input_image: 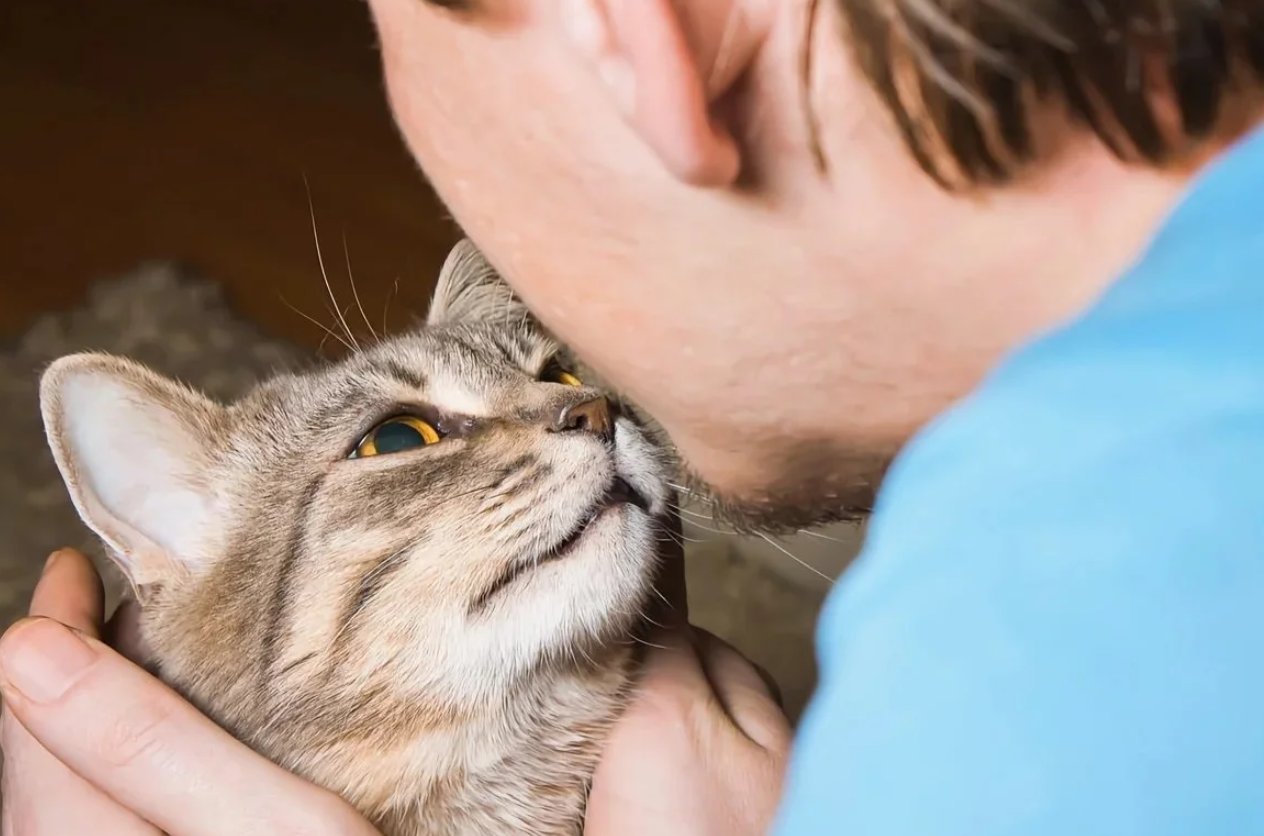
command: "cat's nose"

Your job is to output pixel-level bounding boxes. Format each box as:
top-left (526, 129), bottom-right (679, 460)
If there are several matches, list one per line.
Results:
top-left (553, 396), bottom-right (613, 442)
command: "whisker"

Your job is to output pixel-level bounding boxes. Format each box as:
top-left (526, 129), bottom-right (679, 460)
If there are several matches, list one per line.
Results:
top-left (677, 506), bottom-right (723, 524)
top-left (666, 482), bottom-right (716, 506)
top-left (303, 175), bottom-right (360, 352)
top-left (798, 528), bottom-right (852, 544)
top-left (324, 545), bottom-right (411, 651)
top-left (382, 276), bottom-right (400, 337)
top-left (342, 231), bottom-right (379, 342)
top-left (754, 531), bottom-right (835, 586)
top-left (679, 516), bottom-right (738, 537)
top-left (279, 295), bottom-right (354, 353)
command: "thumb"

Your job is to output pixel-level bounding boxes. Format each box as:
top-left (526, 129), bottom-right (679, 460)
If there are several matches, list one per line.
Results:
top-left (0, 618), bottom-right (378, 836)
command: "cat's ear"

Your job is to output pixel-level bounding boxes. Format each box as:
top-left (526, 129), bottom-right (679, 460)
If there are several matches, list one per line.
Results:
top-left (428, 239), bottom-right (533, 326)
top-left (40, 353), bottom-right (226, 592)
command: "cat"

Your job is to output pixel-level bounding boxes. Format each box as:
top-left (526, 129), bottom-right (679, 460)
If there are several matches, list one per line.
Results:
top-left (39, 240), bottom-right (672, 835)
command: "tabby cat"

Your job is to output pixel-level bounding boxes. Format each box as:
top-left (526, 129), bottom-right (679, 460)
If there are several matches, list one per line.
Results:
top-left (39, 241), bottom-right (671, 835)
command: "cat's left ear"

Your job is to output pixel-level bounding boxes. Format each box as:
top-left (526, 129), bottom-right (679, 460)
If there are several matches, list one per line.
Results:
top-left (40, 353), bottom-right (226, 593)
top-left (427, 239), bottom-right (534, 327)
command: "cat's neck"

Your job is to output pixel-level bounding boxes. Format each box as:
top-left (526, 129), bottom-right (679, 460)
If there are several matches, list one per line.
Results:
top-left (297, 649), bottom-right (637, 836)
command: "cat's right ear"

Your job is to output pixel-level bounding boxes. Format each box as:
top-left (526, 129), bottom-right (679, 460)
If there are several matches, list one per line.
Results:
top-left (427, 239), bottom-right (532, 327)
top-left (40, 354), bottom-right (226, 593)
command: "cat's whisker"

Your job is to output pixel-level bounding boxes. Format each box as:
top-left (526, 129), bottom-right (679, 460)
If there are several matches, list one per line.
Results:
top-left (798, 528), bottom-right (852, 544)
top-left (303, 174), bottom-right (361, 352)
top-left (657, 531), bottom-right (701, 546)
top-left (382, 276), bottom-right (400, 337)
top-left (647, 585), bottom-right (673, 612)
top-left (357, 545), bottom-right (411, 590)
top-left (679, 516), bottom-right (738, 537)
top-left (279, 295), bottom-right (354, 353)
top-left (677, 506), bottom-right (725, 525)
top-left (635, 606), bottom-right (670, 632)
top-left (302, 482), bottom-right (506, 679)
top-left (652, 519), bottom-right (697, 545)
top-left (666, 481), bottom-right (712, 503)
top-left (342, 231), bottom-right (379, 343)
top-left (630, 636), bottom-right (671, 651)
top-left (754, 531), bottom-right (835, 586)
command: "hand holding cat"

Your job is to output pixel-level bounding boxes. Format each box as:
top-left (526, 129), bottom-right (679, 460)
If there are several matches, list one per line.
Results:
top-left (0, 549), bottom-right (381, 836)
top-left (584, 627), bottom-right (792, 836)
top-left (1, 548), bottom-right (790, 836)
top-left (585, 531), bottom-right (792, 836)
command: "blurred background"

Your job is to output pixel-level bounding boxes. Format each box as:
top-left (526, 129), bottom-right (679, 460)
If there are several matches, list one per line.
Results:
top-left (0, 0), bottom-right (860, 719)
top-left (2, 0), bottom-right (457, 338)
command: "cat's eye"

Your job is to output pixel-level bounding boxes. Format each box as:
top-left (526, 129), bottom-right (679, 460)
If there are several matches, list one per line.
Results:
top-left (540, 361), bottom-right (583, 388)
top-left (352, 416), bottom-right (441, 458)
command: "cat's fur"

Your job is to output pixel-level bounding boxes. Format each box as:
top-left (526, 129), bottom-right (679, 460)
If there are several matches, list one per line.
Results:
top-left (39, 241), bottom-right (671, 835)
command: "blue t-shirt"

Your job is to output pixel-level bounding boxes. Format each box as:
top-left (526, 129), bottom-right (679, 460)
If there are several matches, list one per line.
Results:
top-left (778, 128), bottom-right (1264, 836)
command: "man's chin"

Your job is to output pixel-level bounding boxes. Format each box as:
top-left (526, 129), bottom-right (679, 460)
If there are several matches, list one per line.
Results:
top-left (680, 441), bottom-right (892, 535)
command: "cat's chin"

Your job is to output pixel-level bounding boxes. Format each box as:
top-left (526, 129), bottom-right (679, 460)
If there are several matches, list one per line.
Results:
top-left (460, 509), bottom-right (661, 679)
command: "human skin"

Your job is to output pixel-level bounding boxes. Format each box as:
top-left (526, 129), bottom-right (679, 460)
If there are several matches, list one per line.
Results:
top-left (2, 0), bottom-right (1253, 833)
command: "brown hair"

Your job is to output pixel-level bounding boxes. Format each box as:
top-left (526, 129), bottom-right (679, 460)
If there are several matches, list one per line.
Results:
top-left (834, 0), bottom-right (1264, 187)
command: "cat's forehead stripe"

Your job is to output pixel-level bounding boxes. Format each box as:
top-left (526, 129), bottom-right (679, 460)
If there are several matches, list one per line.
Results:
top-left (380, 361), bottom-right (426, 392)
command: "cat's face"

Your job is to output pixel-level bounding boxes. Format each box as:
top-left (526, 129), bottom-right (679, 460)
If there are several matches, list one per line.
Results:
top-left (41, 242), bottom-right (671, 712)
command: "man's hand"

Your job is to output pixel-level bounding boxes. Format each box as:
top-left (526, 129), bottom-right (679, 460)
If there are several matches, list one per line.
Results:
top-left (0, 549), bottom-right (379, 836)
top-left (586, 511), bottom-right (792, 836)
top-left (585, 627), bottom-right (792, 836)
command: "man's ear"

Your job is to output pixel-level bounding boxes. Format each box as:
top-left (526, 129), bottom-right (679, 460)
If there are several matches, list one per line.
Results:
top-left (40, 353), bottom-right (226, 594)
top-left (428, 238), bottom-right (532, 326)
top-left (558, 0), bottom-right (768, 187)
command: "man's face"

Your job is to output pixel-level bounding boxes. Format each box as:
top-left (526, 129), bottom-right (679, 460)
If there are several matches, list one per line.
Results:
top-left (364, 0), bottom-right (1145, 529)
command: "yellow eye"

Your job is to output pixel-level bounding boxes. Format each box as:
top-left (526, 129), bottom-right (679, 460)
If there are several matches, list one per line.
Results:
top-left (352, 416), bottom-right (441, 458)
top-left (541, 362), bottom-right (583, 387)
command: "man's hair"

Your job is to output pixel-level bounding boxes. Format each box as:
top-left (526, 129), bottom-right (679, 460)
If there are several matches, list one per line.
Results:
top-left (835, 0), bottom-right (1264, 187)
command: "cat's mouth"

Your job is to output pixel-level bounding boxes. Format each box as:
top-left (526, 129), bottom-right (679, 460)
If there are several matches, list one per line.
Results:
top-left (542, 477), bottom-right (650, 555)
top-left (470, 477), bottom-right (650, 612)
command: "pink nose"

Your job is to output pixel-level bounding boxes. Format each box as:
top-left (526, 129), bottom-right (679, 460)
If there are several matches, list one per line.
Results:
top-left (553, 396), bottom-right (613, 441)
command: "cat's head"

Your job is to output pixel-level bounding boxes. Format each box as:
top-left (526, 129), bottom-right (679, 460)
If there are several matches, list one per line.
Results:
top-left (39, 241), bottom-right (671, 711)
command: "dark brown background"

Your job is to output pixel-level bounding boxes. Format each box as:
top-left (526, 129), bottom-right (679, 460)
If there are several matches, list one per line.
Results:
top-left (1, 0), bottom-right (458, 345)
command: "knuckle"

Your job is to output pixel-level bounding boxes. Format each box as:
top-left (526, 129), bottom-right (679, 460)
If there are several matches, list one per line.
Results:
top-left (96, 695), bottom-right (176, 769)
top-left (632, 680), bottom-right (696, 728)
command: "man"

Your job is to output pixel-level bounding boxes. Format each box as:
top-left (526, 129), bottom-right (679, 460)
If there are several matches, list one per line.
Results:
top-left (4, 0), bottom-right (1263, 833)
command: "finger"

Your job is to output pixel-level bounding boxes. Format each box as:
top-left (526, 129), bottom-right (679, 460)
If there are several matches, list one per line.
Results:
top-left (3, 551), bottom-right (159, 836)
top-left (2, 712), bottom-right (161, 836)
top-left (0, 618), bottom-right (376, 836)
top-left (29, 549), bottom-right (104, 634)
top-left (633, 627), bottom-right (706, 691)
top-left (692, 628), bottom-right (791, 753)
top-left (104, 599), bottom-right (150, 666)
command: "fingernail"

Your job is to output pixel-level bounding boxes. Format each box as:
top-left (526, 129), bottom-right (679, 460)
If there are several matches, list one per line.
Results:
top-left (0, 618), bottom-right (98, 704)
top-left (598, 56), bottom-right (636, 116)
top-left (43, 549), bottom-right (68, 574)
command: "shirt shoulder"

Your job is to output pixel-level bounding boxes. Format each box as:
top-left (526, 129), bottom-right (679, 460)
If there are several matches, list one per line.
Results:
top-left (778, 130), bottom-right (1264, 836)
